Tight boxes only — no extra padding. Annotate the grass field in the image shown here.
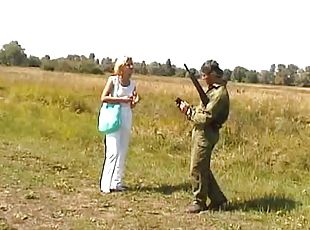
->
[0,66,310,230]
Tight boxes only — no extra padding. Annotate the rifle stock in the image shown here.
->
[184,64,209,106]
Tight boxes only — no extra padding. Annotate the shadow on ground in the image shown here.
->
[127,182,301,213]
[227,195,301,212]
[129,182,191,195]
[129,184,300,212]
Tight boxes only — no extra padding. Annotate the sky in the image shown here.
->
[0,0,309,71]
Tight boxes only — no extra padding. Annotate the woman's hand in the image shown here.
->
[130,94,140,108]
[133,94,140,104]
[119,96,133,104]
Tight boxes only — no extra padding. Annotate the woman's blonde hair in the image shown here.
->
[113,56,133,75]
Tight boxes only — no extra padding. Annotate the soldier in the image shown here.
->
[178,60,230,213]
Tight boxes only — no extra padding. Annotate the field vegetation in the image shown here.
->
[0,66,309,229]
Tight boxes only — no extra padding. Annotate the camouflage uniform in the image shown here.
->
[188,83,230,207]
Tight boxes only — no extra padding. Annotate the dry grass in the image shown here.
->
[0,66,310,230]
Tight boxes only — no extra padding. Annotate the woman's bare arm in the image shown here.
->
[100,78,132,104]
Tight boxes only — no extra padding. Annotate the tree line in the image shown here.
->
[0,41,309,87]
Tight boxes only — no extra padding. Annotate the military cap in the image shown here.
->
[200,60,223,77]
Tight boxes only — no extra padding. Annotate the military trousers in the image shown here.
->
[190,126,227,204]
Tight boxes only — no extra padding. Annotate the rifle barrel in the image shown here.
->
[184,63,209,106]
[184,64,189,72]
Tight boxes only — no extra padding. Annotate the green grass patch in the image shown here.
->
[0,67,309,229]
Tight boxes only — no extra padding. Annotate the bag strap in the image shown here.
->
[111,75,120,97]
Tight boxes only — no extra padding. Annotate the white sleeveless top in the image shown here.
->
[109,75,135,130]
[110,75,136,109]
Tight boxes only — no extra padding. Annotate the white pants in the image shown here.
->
[100,107,132,193]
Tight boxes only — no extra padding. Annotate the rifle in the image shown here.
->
[184,64,209,106]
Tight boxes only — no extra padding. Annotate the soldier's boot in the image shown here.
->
[185,200,207,214]
[207,197,228,211]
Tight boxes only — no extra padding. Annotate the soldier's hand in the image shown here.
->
[179,101,189,114]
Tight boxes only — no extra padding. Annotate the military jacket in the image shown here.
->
[189,84,230,129]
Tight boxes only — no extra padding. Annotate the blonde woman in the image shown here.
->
[99,56,139,193]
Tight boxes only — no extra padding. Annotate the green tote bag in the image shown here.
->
[97,76,121,134]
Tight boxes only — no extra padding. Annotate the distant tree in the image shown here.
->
[231,66,248,82]
[67,54,81,61]
[44,55,50,60]
[140,61,148,75]
[54,58,75,72]
[259,70,274,84]
[277,64,286,72]
[134,61,148,75]
[148,62,163,75]
[270,64,276,73]
[274,73,285,85]
[244,70,259,83]
[274,64,298,86]
[41,59,55,71]
[0,51,5,65]
[286,64,299,85]
[163,58,175,76]
[166,58,171,67]
[101,57,114,72]
[175,67,186,77]
[274,64,288,85]
[187,68,199,79]
[80,59,103,74]
[223,69,232,81]
[67,55,74,61]
[28,55,41,67]
[0,41,28,66]
[89,53,95,61]
[295,70,310,87]
[287,64,299,74]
